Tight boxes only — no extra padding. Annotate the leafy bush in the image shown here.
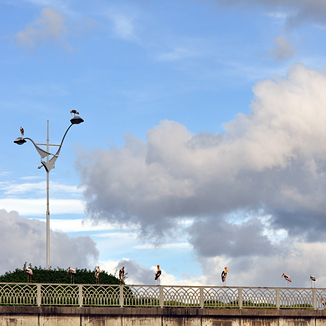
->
[0,265,120,284]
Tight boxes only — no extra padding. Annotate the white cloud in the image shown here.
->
[0,180,82,195]
[105,9,137,40]
[16,7,70,50]
[157,46,199,62]
[0,209,99,273]
[49,218,136,233]
[269,35,295,60]
[75,63,326,287]
[0,198,84,215]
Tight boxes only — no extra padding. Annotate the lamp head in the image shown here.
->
[14,137,26,145]
[70,115,84,125]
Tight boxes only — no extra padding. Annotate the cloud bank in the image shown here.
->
[76,63,326,286]
[0,209,99,274]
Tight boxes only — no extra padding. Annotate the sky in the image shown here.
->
[1,0,326,288]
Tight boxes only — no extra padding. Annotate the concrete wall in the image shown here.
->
[1,307,326,326]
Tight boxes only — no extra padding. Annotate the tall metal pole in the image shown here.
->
[46,120,50,270]
[14,114,84,271]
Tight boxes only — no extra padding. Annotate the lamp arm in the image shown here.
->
[24,137,56,159]
[53,123,73,157]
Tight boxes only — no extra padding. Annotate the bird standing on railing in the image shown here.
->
[155,265,162,286]
[310,275,316,288]
[67,266,76,284]
[221,267,229,286]
[321,297,326,309]
[24,265,33,283]
[95,266,100,284]
[281,273,291,286]
[119,266,125,283]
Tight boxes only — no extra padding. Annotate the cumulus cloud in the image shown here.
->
[0,209,99,273]
[77,63,326,236]
[16,7,69,50]
[76,63,326,286]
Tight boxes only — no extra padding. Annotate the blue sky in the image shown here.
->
[1,0,326,287]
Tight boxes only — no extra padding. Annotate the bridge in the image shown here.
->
[1,283,326,325]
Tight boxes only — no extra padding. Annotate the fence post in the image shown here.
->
[313,288,317,310]
[78,285,83,307]
[238,288,242,309]
[37,284,41,307]
[200,287,204,308]
[160,286,164,308]
[120,284,124,308]
[276,288,280,309]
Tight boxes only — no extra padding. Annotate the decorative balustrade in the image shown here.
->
[0,283,325,309]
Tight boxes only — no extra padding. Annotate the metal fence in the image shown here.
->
[0,283,325,309]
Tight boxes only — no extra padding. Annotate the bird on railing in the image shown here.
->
[321,297,326,309]
[155,265,162,286]
[24,265,33,283]
[119,266,125,283]
[67,266,76,284]
[70,109,79,116]
[20,127,24,136]
[281,273,291,286]
[95,266,100,284]
[310,275,316,288]
[221,267,229,287]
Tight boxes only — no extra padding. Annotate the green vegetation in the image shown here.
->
[0,265,121,284]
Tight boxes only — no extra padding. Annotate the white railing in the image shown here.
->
[0,283,325,309]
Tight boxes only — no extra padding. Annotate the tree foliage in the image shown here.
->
[0,265,121,284]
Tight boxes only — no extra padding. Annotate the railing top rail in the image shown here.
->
[0,283,325,290]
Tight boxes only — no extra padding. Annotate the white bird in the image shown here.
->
[155,265,162,286]
[24,265,33,283]
[221,267,229,286]
[67,266,76,274]
[310,275,316,288]
[119,266,125,283]
[67,266,76,284]
[281,273,291,286]
[95,266,100,284]
[321,297,325,309]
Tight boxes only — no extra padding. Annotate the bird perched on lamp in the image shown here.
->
[221,267,229,286]
[281,273,291,286]
[155,265,162,286]
[70,110,79,116]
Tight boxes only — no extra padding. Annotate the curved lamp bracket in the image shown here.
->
[14,122,77,173]
[40,123,73,172]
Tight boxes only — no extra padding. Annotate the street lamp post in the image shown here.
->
[14,115,84,270]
